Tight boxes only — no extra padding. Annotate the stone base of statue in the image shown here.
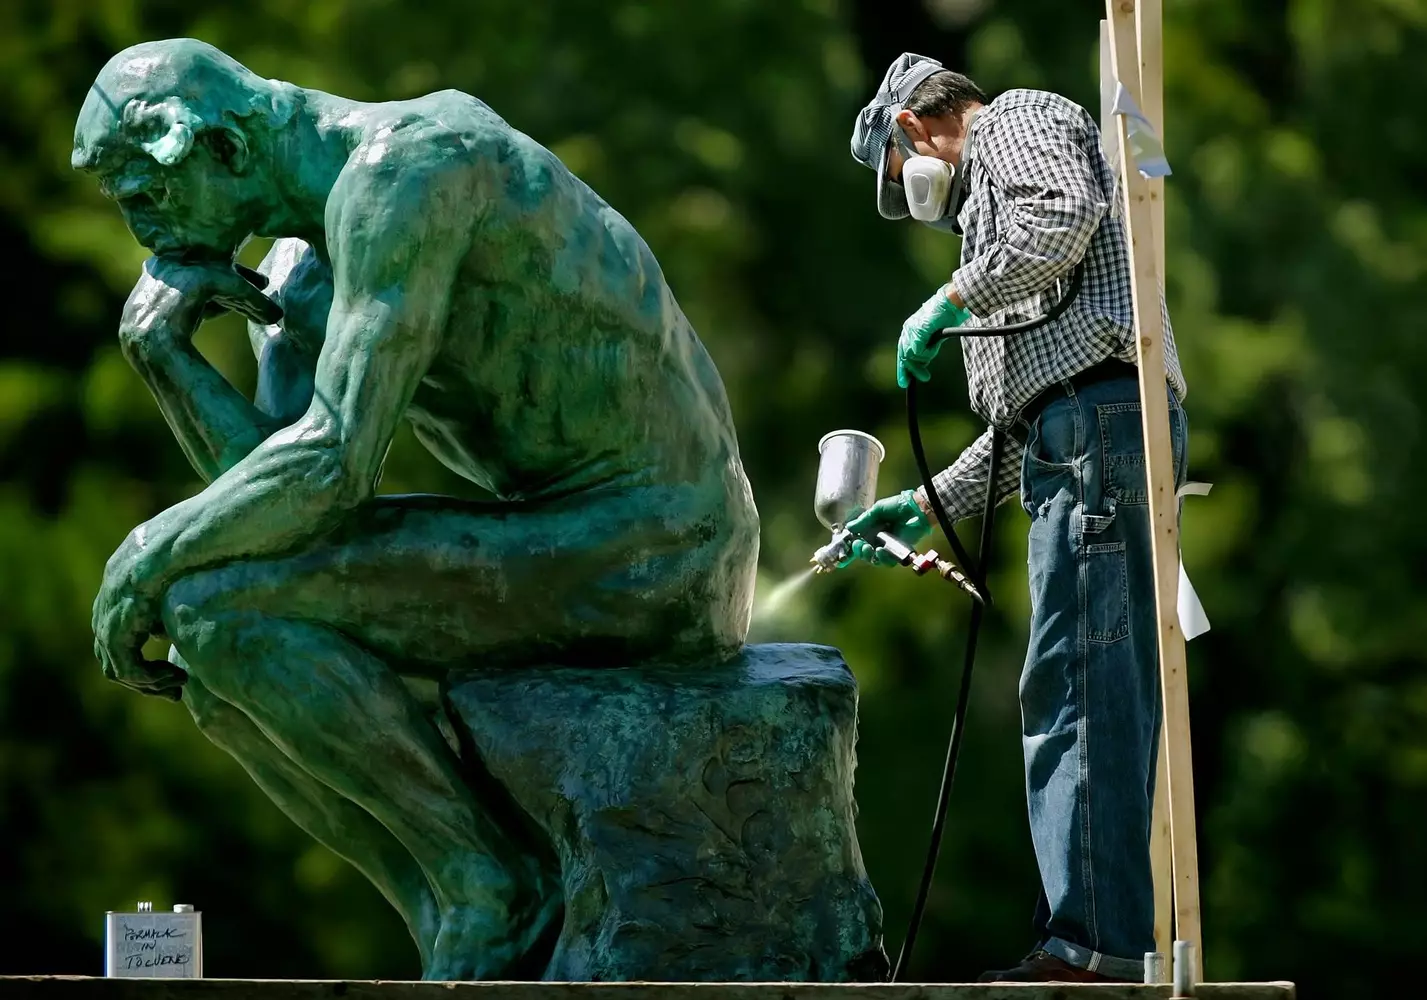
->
[443,643,888,982]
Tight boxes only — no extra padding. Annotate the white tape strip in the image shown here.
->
[1098,21,1120,168]
[1111,82,1172,179]
[1175,482,1212,640]
[1178,559,1210,641]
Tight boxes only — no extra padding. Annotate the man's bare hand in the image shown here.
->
[91,534,185,701]
[119,256,284,358]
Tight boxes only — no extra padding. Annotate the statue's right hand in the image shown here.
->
[119,256,284,356]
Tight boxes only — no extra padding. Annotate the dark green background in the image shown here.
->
[2,1,1422,996]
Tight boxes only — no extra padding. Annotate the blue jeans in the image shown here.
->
[1014,372,1187,980]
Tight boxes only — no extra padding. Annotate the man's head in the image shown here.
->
[849,53,987,220]
[72,39,298,258]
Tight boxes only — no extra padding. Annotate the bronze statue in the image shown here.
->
[73,38,760,979]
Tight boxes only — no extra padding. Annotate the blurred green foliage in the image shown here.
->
[1,0,1425,995]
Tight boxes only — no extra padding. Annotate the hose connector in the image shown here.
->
[910,548,987,605]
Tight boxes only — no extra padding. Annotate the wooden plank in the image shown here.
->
[1104,8,1173,966]
[1102,0,1205,985]
[0,978,1299,1000]
[1132,0,1175,968]
[1137,0,1167,278]
[1150,716,1174,963]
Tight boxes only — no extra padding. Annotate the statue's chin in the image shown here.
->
[138,225,243,261]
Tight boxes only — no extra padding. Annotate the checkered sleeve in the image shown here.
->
[954,106,1107,316]
[916,427,1024,524]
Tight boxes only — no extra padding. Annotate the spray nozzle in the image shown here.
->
[810,526,917,574]
[810,528,853,574]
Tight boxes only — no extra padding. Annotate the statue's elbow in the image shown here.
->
[277,409,388,512]
[294,441,373,513]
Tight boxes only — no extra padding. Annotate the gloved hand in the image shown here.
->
[841,490,932,567]
[897,284,971,388]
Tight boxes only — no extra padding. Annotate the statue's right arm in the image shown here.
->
[118,245,320,485]
[123,321,280,486]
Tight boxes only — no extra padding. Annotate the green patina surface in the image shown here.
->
[69,38,882,984]
[446,643,885,981]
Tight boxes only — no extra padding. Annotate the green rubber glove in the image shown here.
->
[842,490,932,568]
[897,285,971,389]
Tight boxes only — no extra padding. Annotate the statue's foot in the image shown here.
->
[423,874,563,981]
[409,884,443,974]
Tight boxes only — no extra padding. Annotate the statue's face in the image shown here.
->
[92,144,255,260]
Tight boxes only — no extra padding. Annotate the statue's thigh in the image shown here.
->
[169,487,741,674]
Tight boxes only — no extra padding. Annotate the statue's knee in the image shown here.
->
[161,568,239,660]
[163,573,275,711]
[182,677,229,733]
[183,686,260,757]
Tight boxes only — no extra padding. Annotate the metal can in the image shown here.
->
[104,902,203,978]
[814,429,885,531]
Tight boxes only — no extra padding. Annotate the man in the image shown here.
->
[844,54,1188,983]
[72,39,759,979]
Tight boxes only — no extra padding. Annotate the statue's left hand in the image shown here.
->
[91,539,185,701]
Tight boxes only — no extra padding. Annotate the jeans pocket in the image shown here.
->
[1025,397,1077,469]
[1085,540,1129,643]
[1021,402,1077,516]
[1096,398,1187,505]
[1096,402,1146,504]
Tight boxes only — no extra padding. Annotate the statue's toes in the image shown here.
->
[424,893,561,981]
[423,915,482,982]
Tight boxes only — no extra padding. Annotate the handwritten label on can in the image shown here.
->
[105,908,202,978]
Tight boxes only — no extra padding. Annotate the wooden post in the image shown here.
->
[1138,0,1167,280]
[1133,0,1176,967]
[1103,0,1204,982]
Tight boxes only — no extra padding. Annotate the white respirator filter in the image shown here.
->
[901,155,955,222]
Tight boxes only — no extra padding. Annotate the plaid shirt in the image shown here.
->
[923,89,1187,522]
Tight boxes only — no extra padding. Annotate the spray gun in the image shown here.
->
[808,430,986,603]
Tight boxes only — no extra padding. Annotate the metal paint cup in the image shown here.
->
[814,430,886,530]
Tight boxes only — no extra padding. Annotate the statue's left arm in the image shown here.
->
[93,151,480,692]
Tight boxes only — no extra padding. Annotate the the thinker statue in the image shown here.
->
[73,39,761,979]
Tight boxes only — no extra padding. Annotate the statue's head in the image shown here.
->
[72,39,297,259]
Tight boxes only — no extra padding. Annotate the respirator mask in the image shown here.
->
[891,116,977,234]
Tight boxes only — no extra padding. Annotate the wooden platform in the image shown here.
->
[0,978,1297,1000]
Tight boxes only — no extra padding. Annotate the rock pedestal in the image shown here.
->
[443,643,887,982]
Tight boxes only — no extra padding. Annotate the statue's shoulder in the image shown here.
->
[328,94,511,221]
[326,104,499,257]
[342,92,513,176]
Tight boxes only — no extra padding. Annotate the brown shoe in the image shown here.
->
[978,949,1135,983]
